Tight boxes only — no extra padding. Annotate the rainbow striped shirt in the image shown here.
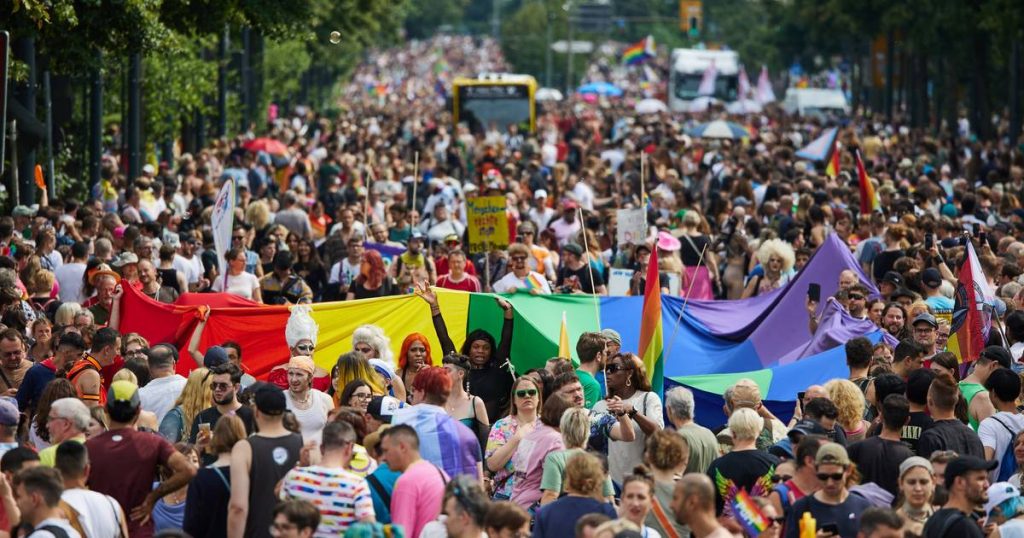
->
[280,465,375,537]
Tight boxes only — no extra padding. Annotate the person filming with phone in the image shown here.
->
[782,443,871,538]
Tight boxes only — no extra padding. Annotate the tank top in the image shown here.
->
[157,268,181,293]
[67,355,105,405]
[245,433,303,538]
[959,381,986,430]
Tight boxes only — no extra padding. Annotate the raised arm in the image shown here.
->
[494,297,514,367]
[187,308,211,365]
[416,281,457,356]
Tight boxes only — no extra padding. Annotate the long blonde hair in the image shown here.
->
[825,378,866,432]
[333,351,386,406]
[174,367,213,431]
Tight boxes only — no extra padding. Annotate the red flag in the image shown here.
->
[951,241,995,365]
[856,150,878,215]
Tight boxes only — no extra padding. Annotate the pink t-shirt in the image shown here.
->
[510,424,564,509]
[391,459,448,538]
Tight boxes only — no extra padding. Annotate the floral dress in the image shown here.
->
[486,415,535,500]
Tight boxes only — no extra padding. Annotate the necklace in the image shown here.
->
[901,503,931,522]
[291,390,311,408]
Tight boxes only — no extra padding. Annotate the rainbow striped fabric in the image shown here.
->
[279,465,375,536]
[856,150,878,214]
[638,244,664,394]
[731,489,770,536]
[623,36,655,65]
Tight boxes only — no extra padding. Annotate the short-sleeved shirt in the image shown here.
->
[706,449,779,516]
[391,459,448,538]
[587,409,618,454]
[782,493,873,538]
[917,419,985,459]
[978,412,1024,479]
[86,428,176,538]
[922,508,985,538]
[576,369,602,409]
[540,448,614,497]
[280,466,374,536]
[510,424,564,509]
[592,391,664,482]
[556,264,605,294]
[486,415,533,499]
[676,423,721,474]
[847,436,915,497]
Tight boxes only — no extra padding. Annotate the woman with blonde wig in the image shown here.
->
[742,239,795,298]
[160,368,213,443]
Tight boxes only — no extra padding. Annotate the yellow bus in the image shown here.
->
[452,73,537,134]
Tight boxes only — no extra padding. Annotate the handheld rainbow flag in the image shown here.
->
[524,273,546,291]
[824,136,840,179]
[623,36,655,65]
[856,150,879,214]
[558,311,571,358]
[638,243,664,394]
[731,490,771,537]
[949,240,995,366]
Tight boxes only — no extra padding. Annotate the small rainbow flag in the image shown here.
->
[856,150,878,214]
[731,490,770,537]
[623,36,655,66]
[638,242,664,394]
[558,311,571,358]
[825,136,840,179]
[524,272,546,292]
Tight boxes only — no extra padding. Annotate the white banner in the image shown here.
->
[211,179,236,286]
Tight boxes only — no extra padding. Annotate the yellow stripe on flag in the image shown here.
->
[309,289,470,371]
[558,311,570,358]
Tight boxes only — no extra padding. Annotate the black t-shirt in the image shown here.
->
[556,264,605,294]
[902,411,935,452]
[680,234,711,266]
[922,508,985,538]
[847,436,915,497]
[916,419,984,459]
[190,405,256,465]
[782,494,873,538]
[706,449,779,516]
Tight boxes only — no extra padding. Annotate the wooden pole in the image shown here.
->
[411,151,419,211]
[664,242,707,359]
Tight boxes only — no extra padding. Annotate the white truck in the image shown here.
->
[668,48,740,112]
[782,88,850,119]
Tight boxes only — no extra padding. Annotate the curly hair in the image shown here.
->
[644,429,688,472]
[356,250,387,290]
[825,378,866,432]
[564,451,606,498]
[756,238,795,273]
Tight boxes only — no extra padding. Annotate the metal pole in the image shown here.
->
[43,71,54,196]
[128,52,142,184]
[89,51,103,190]
[241,27,251,134]
[565,2,574,95]
[8,120,18,207]
[545,9,553,88]
[217,25,228,138]
[14,36,36,205]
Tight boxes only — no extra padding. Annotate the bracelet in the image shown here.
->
[627,409,638,418]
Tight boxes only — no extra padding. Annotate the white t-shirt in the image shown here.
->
[1001,519,1024,538]
[211,271,260,300]
[492,271,551,295]
[592,390,664,483]
[138,374,188,424]
[284,389,335,446]
[55,262,87,303]
[28,516,83,538]
[60,489,122,538]
[173,254,203,284]
[328,259,360,286]
[978,411,1024,479]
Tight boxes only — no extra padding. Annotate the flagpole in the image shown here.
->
[578,207,603,332]
[411,151,419,211]
[640,152,647,204]
[663,242,707,360]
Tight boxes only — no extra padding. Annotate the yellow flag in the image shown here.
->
[558,311,570,359]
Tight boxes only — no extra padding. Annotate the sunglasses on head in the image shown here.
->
[816,472,845,482]
[515,388,538,398]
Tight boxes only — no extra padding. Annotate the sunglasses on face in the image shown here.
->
[296,344,314,353]
[770,474,793,484]
[211,382,233,391]
[510,256,527,262]
[816,472,845,482]
[515,389,538,398]
[848,294,864,300]
[606,364,632,373]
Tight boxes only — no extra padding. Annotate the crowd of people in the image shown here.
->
[3,31,1024,538]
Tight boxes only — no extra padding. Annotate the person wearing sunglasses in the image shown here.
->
[592,352,664,483]
[782,443,872,538]
[188,363,255,455]
[767,435,827,518]
[486,377,542,501]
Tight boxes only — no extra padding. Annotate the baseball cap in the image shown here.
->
[985,482,1021,516]
[980,346,1013,369]
[534,189,548,199]
[563,243,584,256]
[912,313,938,329]
[254,383,287,415]
[788,419,828,441]
[815,442,851,466]
[600,328,622,345]
[0,399,19,426]
[882,271,904,286]
[410,230,425,241]
[367,396,404,424]
[945,456,998,488]
[106,380,142,422]
[921,267,943,288]
[203,346,230,368]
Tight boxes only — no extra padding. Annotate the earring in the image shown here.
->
[626,378,632,387]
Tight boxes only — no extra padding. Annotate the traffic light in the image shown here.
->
[679,1,703,38]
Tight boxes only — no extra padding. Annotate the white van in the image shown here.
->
[783,88,849,118]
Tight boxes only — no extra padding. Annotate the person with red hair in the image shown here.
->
[397,333,432,403]
[392,366,483,480]
[346,249,396,300]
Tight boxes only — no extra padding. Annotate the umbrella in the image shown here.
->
[577,82,623,97]
[536,88,564,102]
[635,98,667,114]
[727,99,763,114]
[688,96,721,113]
[243,138,289,156]
[688,120,751,139]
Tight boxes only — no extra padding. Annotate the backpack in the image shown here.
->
[992,416,1021,482]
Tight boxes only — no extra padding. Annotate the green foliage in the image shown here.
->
[143,33,218,143]
[405,0,470,38]
[264,39,312,102]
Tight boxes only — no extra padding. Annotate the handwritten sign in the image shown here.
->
[617,208,647,245]
[466,196,509,253]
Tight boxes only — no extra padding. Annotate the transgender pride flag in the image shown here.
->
[391,404,481,479]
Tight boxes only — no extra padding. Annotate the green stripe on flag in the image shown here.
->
[669,369,774,397]
[467,294,602,373]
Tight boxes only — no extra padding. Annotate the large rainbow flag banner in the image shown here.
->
[119,234,885,427]
[639,243,664,394]
[623,36,655,65]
